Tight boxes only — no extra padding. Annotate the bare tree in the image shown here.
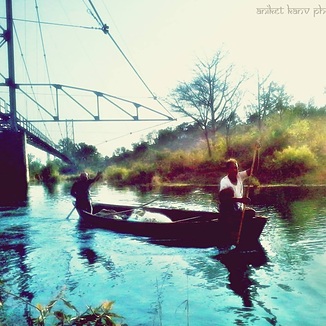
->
[169,50,246,157]
[247,73,292,131]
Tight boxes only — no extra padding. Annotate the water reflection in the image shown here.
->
[0,222,34,322]
[251,186,326,219]
[42,181,60,195]
[1,184,325,325]
[75,225,119,278]
[79,248,99,265]
[214,243,268,308]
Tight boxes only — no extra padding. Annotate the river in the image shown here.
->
[0,183,325,325]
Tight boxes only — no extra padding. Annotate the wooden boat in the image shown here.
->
[76,202,268,247]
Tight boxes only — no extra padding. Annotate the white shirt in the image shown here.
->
[219,170,248,210]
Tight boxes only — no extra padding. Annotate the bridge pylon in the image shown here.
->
[0,131,28,205]
[0,0,28,205]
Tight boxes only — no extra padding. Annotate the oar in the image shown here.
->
[66,205,76,219]
[174,212,221,223]
[139,198,158,207]
[236,144,259,244]
[174,215,202,223]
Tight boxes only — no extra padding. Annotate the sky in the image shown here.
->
[1,0,326,160]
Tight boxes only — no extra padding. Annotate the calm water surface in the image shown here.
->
[0,183,326,325]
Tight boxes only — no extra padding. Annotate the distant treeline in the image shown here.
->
[28,102,326,187]
[104,102,326,186]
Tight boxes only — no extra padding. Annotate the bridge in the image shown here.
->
[0,97,71,163]
[0,0,175,205]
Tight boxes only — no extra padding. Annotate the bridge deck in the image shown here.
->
[0,98,71,163]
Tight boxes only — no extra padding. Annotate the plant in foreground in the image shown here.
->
[0,282,125,326]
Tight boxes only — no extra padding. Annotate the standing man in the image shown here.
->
[219,142,260,219]
[71,171,102,213]
[218,158,253,218]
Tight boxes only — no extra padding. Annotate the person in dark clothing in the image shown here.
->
[71,171,102,213]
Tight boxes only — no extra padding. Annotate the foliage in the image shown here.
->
[0,283,124,326]
[126,162,156,185]
[29,137,109,180]
[246,76,292,131]
[263,146,318,183]
[104,101,326,186]
[105,166,130,185]
[57,138,105,172]
[28,154,44,180]
[28,88,326,186]
[106,162,157,186]
[40,161,60,183]
[74,142,104,171]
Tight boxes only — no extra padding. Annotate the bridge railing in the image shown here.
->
[0,97,59,151]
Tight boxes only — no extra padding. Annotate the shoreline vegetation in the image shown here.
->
[29,103,326,189]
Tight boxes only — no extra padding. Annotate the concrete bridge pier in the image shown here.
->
[0,131,28,205]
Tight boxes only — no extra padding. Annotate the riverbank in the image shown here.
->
[156,182,326,188]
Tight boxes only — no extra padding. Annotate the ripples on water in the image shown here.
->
[0,184,326,325]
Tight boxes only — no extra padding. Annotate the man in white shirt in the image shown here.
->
[218,158,254,218]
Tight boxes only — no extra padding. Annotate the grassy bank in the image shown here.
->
[103,149,326,188]
[103,111,326,188]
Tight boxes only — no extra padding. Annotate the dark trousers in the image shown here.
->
[76,198,92,213]
[219,207,256,241]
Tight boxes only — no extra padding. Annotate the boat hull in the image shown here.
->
[77,203,268,247]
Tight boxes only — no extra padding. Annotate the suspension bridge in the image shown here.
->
[0,0,175,205]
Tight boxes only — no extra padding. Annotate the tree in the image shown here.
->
[58,137,77,157]
[220,110,241,155]
[247,74,292,131]
[28,154,44,180]
[75,142,102,170]
[132,141,149,157]
[57,138,107,171]
[169,50,246,157]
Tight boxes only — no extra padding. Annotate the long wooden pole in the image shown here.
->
[66,205,76,219]
[236,147,259,245]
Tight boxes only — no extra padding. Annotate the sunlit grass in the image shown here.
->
[103,111,326,186]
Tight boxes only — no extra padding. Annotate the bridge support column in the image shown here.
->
[0,131,28,205]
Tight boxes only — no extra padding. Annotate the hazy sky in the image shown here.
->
[1,0,325,158]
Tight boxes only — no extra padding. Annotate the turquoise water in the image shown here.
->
[0,183,325,325]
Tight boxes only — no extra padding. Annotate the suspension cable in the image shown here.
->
[13,22,55,139]
[34,0,64,140]
[86,0,175,119]
[87,0,155,97]
[95,121,171,147]
[0,17,102,31]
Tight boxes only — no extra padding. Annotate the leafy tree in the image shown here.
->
[56,137,108,172]
[151,123,200,151]
[153,127,178,147]
[58,137,77,157]
[40,160,60,183]
[75,142,103,170]
[169,50,246,157]
[110,147,132,164]
[132,141,149,157]
[28,154,44,180]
